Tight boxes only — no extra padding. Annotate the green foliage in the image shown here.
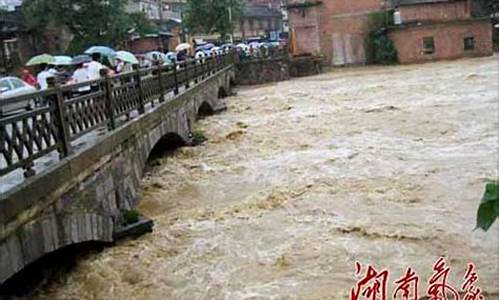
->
[366,30,398,65]
[123,210,140,226]
[22,0,156,54]
[184,0,242,40]
[129,12,157,36]
[476,181,499,231]
[367,11,394,28]
[473,0,499,18]
[192,130,208,145]
[365,11,398,65]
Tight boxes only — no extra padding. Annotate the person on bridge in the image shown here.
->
[71,62,91,95]
[21,68,38,87]
[36,64,54,90]
[115,58,133,74]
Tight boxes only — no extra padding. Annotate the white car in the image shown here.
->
[0,76,37,117]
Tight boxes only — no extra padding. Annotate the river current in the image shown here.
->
[31,56,498,299]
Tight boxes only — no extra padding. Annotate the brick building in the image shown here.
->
[234,4,283,40]
[388,0,493,63]
[287,0,387,65]
[287,0,493,65]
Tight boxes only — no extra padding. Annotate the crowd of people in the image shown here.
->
[14,40,284,98]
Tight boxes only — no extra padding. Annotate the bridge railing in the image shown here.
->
[0,52,237,179]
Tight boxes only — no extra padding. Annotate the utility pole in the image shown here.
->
[158,0,165,52]
[228,0,234,43]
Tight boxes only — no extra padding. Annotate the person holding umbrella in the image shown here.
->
[72,62,91,95]
[36,64,55,90]
[25,54,55,90]
[70,54,92,95]
[87,53,106,81]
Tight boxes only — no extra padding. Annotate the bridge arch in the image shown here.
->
[218,86,228,99]
[0,213,113,284]
[146,132,188,163]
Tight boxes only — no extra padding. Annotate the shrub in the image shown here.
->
[366,30,399,65]
[476,181,499,231]
[123,210,140,226]
[192,130,208,145]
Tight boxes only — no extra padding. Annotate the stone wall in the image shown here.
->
[235,57,290,85]
[0,67,235,284]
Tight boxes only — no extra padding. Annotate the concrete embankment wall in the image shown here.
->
[236,56,324,85]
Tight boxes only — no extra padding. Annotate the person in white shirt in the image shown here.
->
[72,63,91,94]
[86,53,105,81]
[36,64,54,90]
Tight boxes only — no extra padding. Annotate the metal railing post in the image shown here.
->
[194,59,198,84]
[185,61,190,89]
[157,62,165,103]
[173,63,179,95]
[133,64,145,114]
[47,76,72,159]
[100,69,115,130]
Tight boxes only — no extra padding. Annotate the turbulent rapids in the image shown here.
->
[25,56,498,299]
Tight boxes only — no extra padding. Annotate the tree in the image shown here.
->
[184,0,242,40]
[472,0,499,19]
[22,0,156,54]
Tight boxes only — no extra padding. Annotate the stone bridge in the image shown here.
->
[0,59,236,284]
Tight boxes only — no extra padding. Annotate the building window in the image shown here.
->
[464,37,475,51]
[423,37,434,55]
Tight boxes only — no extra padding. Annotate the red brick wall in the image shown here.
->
[399,0,471,23]
[389,20,492,64]
[289,6,321,55]
[319,0,382,14]
[288,0,383,65]
[128,37,162,53]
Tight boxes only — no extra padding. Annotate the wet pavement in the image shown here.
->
[30,56,498,299]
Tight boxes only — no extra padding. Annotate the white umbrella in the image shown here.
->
[248,42,260,49]
[175,43,191,52]
[54,56,73,65]
[145,51,166,61]
[195,51,206,59]
[211,46,221,55]
[115,51,138,64]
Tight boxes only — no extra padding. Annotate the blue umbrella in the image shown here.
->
[202,43,215,50]
[84,46,116,57]
[72,54,91,64]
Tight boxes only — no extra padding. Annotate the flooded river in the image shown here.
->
[32,56,498,299]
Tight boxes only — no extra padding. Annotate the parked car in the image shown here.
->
[0,76,36,117]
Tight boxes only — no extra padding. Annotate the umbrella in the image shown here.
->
[201,43,215,50]
[236,43,248,49]
[115,51,138,64]
[175,43,191,52]
[195,51,206,59]
[84,46,116,57]
[53,56,73,66]
[221,43,234,51]
[26,54,55,66]
[211,46,221,55]
[145,51,166,61]
[166,52,177,61]
[71,54,91,64]
[248,42,260,49]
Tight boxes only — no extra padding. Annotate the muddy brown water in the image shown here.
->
[26,56,499,299]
